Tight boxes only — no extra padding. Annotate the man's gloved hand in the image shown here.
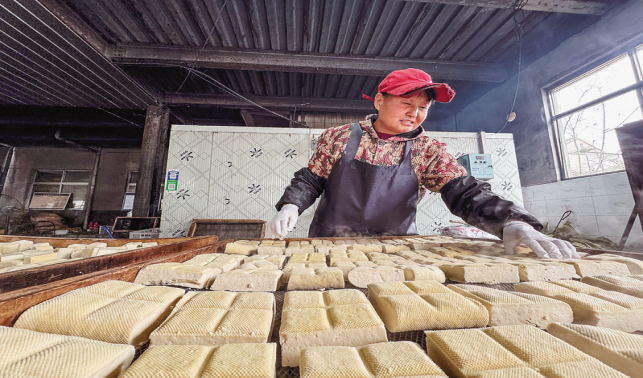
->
[266,204,299,239]
[503,221,579,259]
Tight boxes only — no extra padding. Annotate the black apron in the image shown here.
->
[308,122,419,237]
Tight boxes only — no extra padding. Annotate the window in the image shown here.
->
[548,46,643,178]
[31,170,91,210]
[122,171,138,211]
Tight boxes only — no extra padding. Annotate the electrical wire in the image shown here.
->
[181,66,310,128]
[174,0,228,94]
[493,0,528,134]
[95,107,144,128]
[166,1,310,127]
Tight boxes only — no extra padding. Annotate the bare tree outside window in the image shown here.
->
[550,52,643,178]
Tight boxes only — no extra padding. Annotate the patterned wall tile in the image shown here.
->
[161,127,522,238]
[161,131,213,237]
[486,137,524,207]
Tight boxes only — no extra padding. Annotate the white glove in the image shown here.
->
[266,204,299,239]
[503,221,579,259]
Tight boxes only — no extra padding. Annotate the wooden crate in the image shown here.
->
[0,236,218,293]
[188,219,266,239]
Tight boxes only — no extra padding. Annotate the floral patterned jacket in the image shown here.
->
[276,115,541,238]
[307,114,467,202]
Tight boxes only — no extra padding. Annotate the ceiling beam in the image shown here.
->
[164,94,375,112]
[106,45,509,82]
[401,0,614,15]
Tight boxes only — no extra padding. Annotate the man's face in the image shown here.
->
[373,91,431,134]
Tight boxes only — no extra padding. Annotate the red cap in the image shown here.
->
[362,68,455,103]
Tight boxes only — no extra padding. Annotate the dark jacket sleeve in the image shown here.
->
[276,168,326,215]
[439,176,542,238]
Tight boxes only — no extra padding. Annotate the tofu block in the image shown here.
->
[584,254,643,275]
[285,246,316,256]
[257,246,285,255]
[332,260,357,280]
[184,253,243,271]
[289,252,327,263]
[120,343,276,378]
[510,261,580,281]
[350,244,383,253]
[448,284,573,328]
[134,263,221,289]
[411,242,442,251]
[300,342,447,378]
[283,261,327,282]
[0,326,134,378]
[515,280,643,332]
[425,325,627,378]
[150,291,274,345]
[368,280,488,332]
[398,264,446,282]
[0,242,20,254]
[210,269,283,291]
[329,250,368,265]
[581,274,643,298]
[244,255,286,268]
[547,322,643,378]
[0,252,24,262]
[14,280,184,346]
[381,244,411,254]
[554,259,631,277]
[56,247,74,259]
[287,267,345,290]
[279,289,387,366]
[440,263,520,284]
[23,251,58,264]
[347,266,405,288]
[224,242,257,255]
[33,242,53,250]
[429,247,460,257]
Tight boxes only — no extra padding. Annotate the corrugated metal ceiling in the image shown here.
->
[0,0,153,108]
[0,0,609,115]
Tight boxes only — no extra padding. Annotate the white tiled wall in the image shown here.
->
[522,171,643,251]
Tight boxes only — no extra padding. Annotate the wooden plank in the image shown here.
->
[188,219,266,239]
[401,0,615,15]
[106,45,509,82]
[0,236,218,293]
[0,244,215,326]
[0,235,202,248]
[133,105,169,217]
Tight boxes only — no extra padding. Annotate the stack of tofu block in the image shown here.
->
[4,234,643,378]
[0,239,158,273]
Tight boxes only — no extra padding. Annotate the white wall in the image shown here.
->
[522,171,643,251]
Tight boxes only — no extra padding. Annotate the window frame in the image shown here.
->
[544,40,643,180]
[30,169,91,210]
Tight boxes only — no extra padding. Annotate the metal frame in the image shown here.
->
[545,42,643,180]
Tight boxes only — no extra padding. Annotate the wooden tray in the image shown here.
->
[0,236,218,293]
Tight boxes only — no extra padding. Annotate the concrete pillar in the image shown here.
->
[133,105,170,217]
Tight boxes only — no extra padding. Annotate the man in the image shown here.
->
[267,68,577,259]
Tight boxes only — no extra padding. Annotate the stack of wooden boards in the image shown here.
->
[0,239,158,273]
[3,235,643,377]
